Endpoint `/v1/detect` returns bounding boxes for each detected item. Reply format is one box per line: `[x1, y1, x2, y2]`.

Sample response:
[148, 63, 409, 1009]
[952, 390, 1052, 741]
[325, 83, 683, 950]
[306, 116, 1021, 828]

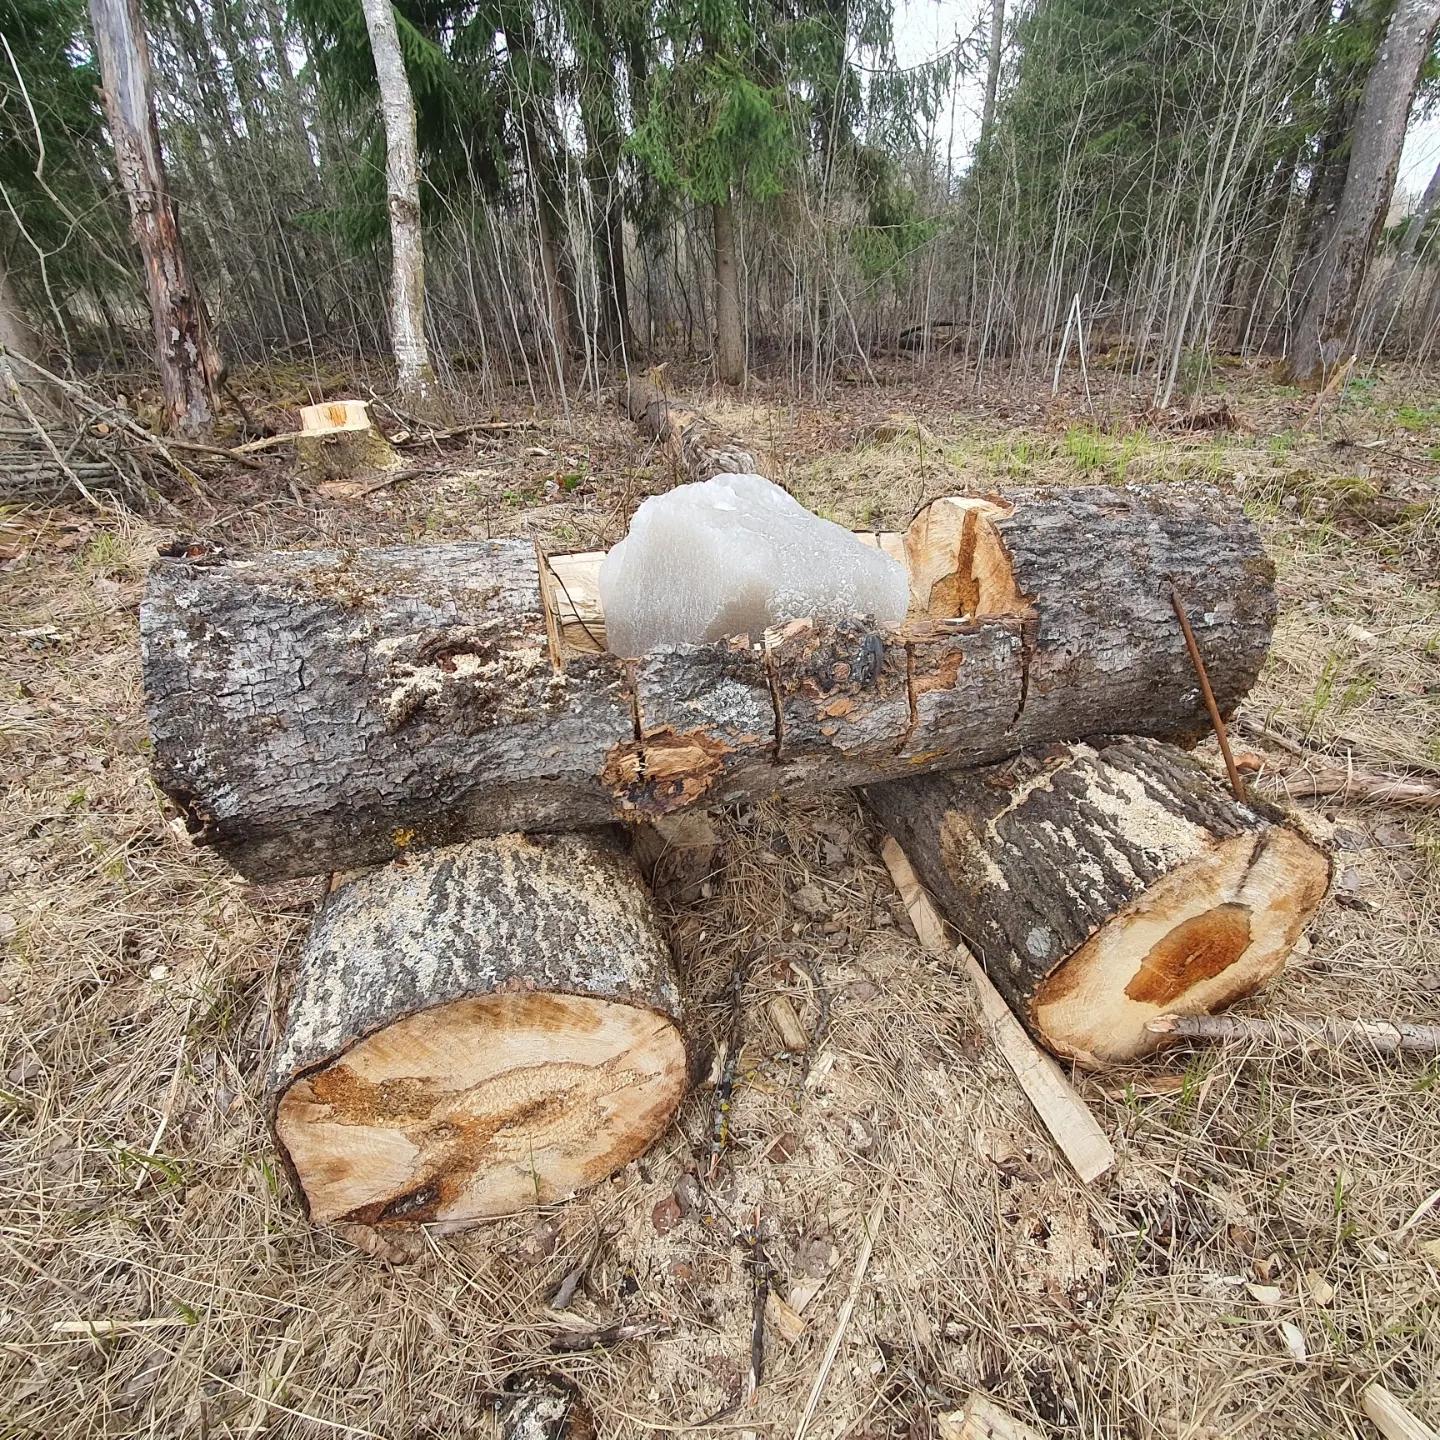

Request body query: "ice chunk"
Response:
[598, 473, 909, 657]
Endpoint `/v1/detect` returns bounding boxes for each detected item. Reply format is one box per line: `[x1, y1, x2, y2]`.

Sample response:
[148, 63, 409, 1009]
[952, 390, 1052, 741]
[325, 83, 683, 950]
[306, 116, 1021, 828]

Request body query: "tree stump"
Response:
[866, 737, 1331, 1066]
[296, 399, 399, 481]
[269, 831, 687, 1231]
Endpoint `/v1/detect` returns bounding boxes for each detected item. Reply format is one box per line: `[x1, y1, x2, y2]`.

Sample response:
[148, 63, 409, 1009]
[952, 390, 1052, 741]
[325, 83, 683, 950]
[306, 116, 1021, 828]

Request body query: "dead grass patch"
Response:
[2, 366, 1438, 1438]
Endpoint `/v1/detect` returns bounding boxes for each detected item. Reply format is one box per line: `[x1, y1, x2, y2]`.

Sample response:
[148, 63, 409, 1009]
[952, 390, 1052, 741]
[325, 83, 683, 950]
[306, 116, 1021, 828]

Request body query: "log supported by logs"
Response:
[867, 737, 1331, 1066]
[270, 830, 687, 1231]
[142, 486, 1275, 882]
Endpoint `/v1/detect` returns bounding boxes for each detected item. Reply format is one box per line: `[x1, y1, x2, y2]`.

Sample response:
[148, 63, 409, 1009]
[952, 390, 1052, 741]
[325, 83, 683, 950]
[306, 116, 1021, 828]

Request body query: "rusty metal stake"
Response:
[1170, 583, 1247, 803]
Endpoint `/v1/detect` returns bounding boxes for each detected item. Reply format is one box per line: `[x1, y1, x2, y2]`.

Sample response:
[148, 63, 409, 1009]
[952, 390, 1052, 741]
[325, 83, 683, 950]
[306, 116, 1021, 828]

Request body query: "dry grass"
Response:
[2, 362, 1438, 1438]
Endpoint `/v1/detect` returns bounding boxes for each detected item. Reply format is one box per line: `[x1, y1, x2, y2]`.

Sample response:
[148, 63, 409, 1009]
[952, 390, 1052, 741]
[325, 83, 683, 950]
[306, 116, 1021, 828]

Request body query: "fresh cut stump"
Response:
[269, 831, 687, 1229]
[867, 738, 1332, 1067]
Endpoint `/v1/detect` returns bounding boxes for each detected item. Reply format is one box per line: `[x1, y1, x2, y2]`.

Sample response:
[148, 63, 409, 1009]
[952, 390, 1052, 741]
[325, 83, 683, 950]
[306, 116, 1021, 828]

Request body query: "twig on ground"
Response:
[547, 1320, 669, 1354]
[1259, 764, 1440, 811]
[745, 1220, 771, 1404]
[1148, 1012, 1440, 1056]
[793, 1187, 890, 1440]
[707, 961, 746, 1179]
[1170, 583, 1245, 801]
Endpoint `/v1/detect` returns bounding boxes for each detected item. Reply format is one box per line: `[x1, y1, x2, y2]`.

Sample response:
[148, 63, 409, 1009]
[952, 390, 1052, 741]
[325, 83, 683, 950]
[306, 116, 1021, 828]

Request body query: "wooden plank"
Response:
[1362, 1384, 1438, 1440]
[880, 836, 1116, 1185]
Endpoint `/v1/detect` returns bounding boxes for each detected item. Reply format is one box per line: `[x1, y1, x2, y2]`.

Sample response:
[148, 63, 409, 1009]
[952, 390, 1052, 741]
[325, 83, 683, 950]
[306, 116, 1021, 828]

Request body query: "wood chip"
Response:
[767, 995, 810, 1052]
[939, 1392, 1047, 1440]
[1246, 1283, 1284, 1306]
[1304, 1270, 1336, 1305]
[765, 1290, 806, 1344]
[1360, 1383, 1438, 1440]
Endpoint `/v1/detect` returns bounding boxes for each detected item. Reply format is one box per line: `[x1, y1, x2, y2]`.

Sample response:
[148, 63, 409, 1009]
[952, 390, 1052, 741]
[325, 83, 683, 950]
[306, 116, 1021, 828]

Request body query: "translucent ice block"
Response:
[598, 473, 909, 657]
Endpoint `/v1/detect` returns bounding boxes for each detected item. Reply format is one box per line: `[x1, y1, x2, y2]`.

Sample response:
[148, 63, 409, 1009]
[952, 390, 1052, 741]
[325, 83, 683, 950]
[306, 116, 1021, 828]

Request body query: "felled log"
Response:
[295, 399, 399, 481]
[625, 374, 757, 478]
[866, 737, 1331, 1067]
[142, 486, 1275, 882]
[269, 831, 686, 1231]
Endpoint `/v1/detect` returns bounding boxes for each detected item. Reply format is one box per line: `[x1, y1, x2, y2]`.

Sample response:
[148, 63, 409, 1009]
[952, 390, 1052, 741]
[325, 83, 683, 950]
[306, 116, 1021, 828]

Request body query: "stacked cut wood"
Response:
[139, 382, 1331, 1237]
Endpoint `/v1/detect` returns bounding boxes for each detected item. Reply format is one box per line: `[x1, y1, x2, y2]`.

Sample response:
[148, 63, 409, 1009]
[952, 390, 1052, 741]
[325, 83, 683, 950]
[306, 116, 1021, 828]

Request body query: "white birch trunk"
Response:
[359, 0, 434, 402]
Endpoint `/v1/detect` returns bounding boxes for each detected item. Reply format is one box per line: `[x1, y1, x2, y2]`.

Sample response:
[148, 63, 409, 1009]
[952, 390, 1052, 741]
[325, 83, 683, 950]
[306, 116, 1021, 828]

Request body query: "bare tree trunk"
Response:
[1396, 156, 1440, 259]
[979, 0, 1005, 149]
[359, 0, 435, 403]
[713, 192, 744, 385]
[1288, 0, 1440, 383]
[0, 258, 40, 365]
[88, 0, 222, 436]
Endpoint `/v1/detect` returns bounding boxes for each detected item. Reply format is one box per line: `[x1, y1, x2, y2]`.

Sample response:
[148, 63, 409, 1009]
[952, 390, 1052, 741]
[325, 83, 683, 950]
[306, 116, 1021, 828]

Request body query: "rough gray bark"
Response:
[867, 738, 1331, 1066]
[0, 259, 40, 367]
[914, 490, 1278, 750]
[88, 0, 222, 435]
[625, 374, 757, 478]
[270, 830, 686, 1231]
[142, 488, 1276, 883]
[980, 0, 1005, 149]
[1288, 0, 1440, 383]
[713, 193, 744, 385]
[359, 0, 434, 401]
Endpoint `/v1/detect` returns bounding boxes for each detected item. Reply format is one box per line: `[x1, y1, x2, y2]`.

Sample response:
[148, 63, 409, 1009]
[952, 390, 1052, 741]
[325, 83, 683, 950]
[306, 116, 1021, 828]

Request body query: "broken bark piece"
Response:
[269, 831, 687, 1232]
[295, 399, 399, 481]
[868, 737, 1332, 1067]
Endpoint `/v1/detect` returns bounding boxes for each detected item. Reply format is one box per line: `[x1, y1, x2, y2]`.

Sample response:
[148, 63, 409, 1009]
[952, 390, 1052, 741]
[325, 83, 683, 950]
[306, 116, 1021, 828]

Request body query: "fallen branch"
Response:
[1259, 764, 1440, 811]
[1148, 1012, 1440, 1056]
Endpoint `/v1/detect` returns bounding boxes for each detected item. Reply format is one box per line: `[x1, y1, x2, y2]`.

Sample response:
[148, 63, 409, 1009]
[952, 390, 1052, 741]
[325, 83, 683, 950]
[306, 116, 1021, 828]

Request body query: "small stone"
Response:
[652, 1194, 684, 1235]
[791, 884, 828, 920]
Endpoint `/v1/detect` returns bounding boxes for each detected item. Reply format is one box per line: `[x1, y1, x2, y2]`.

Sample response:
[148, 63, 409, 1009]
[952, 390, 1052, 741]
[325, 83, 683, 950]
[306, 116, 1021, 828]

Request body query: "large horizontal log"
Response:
[866, 737, 1331, 1067]
[270, 830, 686, 1233]
[142, 487, 1274, 882]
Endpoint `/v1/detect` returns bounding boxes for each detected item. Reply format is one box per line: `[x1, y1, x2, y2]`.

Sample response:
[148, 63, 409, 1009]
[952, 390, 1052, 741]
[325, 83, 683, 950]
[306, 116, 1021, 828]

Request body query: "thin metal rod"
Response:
[1170, 583, 1247, 803]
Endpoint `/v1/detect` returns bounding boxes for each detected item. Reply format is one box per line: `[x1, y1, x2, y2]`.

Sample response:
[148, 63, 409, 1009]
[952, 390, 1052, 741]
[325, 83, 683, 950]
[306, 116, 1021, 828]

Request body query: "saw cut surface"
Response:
[276, 991, 686, 1227]
[1033, 824, 1331, 1065]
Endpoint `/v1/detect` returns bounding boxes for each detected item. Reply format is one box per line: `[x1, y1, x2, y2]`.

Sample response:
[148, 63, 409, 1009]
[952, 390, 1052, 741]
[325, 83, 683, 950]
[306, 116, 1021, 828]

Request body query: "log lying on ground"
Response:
[625, 374, 757, 478]
[270, 830, 686, 1231]
[296, 399, 399, 481]
[866, 737, 1331, 1067]
[142, 485, 1275, 882]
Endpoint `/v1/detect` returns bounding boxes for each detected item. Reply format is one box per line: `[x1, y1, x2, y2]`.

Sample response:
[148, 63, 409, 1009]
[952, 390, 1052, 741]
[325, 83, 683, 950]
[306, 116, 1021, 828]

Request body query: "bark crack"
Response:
[762, 644, 786, 763]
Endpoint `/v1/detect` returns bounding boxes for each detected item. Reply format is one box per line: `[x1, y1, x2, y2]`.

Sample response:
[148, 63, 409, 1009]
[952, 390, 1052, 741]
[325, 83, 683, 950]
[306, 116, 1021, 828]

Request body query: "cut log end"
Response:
[269, 832, 687, 1233]
[1032, 823, 1332, 1065]
[275, 991, 686, 1227]
[867, 737, 1332, 1069]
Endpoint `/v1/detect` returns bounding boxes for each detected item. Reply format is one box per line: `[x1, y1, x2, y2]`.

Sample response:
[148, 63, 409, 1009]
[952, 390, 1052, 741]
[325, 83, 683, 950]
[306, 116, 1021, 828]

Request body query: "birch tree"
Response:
[1288, 0, 1440, 383]
[358, 0, 434, 401]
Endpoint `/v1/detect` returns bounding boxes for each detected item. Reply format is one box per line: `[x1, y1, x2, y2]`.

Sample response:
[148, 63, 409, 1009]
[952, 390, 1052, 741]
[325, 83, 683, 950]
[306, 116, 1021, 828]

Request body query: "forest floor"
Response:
[1, 355, 1438, 1439]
